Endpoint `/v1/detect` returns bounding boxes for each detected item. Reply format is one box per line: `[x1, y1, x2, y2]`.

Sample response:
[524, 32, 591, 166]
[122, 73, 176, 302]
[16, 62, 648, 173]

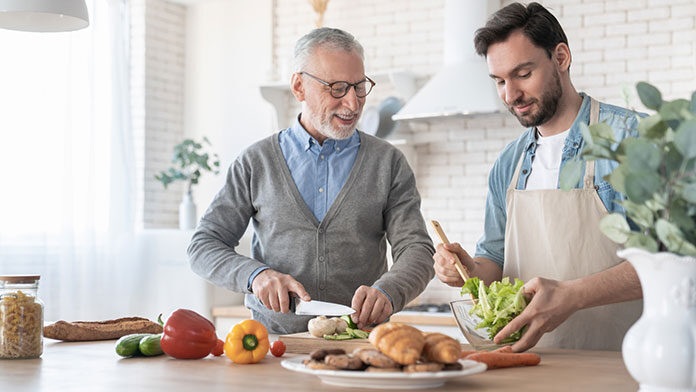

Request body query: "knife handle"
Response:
[430, 220, 471, 282]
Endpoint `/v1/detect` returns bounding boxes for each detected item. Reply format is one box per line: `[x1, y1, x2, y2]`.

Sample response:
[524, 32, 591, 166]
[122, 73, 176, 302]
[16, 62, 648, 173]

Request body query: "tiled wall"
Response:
[271, 0, 696, 304]
[131, 0, 186, 229]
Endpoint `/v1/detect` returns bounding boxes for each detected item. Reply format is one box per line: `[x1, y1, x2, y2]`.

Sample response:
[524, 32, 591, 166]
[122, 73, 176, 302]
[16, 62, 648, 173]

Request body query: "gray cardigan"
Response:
[187, 131, 435, 334]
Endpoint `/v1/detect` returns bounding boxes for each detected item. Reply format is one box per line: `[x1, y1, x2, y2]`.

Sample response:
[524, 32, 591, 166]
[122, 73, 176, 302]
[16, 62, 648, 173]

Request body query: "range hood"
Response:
[393, 0, 502, 121]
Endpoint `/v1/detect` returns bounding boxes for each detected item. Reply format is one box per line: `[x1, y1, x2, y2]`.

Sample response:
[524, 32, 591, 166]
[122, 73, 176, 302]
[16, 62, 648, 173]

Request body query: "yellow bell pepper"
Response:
[224, 319, 269, 364]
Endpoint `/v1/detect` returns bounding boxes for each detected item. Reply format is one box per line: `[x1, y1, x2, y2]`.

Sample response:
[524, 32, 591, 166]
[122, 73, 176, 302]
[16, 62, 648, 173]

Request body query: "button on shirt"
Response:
[474, 93, 643, 268]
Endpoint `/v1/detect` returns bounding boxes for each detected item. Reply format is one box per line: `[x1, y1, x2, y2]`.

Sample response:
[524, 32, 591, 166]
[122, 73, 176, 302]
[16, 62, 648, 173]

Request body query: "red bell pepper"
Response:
[160, 309, 217, 359]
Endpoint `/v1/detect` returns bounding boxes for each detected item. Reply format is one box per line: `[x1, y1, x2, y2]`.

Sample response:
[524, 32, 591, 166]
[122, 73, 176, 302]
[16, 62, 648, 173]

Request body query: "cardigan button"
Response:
[319, 256, 325, 262]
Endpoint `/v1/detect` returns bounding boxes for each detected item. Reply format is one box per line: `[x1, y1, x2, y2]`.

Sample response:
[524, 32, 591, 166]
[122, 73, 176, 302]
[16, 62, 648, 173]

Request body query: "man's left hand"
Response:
[493, 277, 580, 352]
[350, 286, 393, 329]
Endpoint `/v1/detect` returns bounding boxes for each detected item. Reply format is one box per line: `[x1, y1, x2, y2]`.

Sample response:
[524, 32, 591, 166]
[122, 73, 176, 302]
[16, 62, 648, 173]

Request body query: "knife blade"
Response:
[294, 298, 355, 316]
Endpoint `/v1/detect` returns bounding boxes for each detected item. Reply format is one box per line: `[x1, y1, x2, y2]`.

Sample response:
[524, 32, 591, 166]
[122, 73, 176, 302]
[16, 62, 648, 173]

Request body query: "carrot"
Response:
[460, 350, 478, 358]
[465, 352, 541, 369]
[492, 346, 513, 353]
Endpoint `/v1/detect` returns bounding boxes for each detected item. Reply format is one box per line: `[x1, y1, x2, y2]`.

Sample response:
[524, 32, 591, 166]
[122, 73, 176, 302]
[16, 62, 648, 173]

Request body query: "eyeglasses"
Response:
[299, 71, 375, 99]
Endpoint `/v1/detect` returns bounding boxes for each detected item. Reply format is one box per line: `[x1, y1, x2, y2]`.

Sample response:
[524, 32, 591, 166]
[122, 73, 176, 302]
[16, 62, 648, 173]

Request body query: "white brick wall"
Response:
[131, 0, 186, 228]
[268, 0, 696, 304]
[133, 0, 695, 299]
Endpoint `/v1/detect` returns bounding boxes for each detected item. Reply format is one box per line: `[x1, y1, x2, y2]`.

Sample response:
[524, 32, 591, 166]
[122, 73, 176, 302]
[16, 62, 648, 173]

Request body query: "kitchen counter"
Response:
[0, 340, 638, 392]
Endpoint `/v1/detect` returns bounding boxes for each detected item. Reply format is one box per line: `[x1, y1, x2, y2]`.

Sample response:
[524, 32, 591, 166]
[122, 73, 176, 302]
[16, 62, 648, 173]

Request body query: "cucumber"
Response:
[139, 333, 164, 356]
[346, 327, 369, 339]
[340, 315, 357, 329]
[323, 333, 353, 340]
[115, 333, 151, 357]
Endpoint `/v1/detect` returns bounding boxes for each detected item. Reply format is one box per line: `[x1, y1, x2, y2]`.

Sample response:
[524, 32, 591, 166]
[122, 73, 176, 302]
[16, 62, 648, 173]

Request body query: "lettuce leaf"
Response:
[461, 277, 527, 341]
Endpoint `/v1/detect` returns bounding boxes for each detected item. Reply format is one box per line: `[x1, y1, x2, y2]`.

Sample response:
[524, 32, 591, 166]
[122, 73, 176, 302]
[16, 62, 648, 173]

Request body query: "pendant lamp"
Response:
[0, 0, 89, 32]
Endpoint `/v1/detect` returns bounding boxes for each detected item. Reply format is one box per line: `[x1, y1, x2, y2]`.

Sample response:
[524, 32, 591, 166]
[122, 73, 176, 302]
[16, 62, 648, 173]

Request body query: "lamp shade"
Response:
[0, 0, 89, 32]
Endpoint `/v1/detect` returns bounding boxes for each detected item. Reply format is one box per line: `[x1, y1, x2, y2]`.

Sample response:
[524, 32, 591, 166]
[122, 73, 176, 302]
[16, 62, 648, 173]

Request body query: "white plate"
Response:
[280, 356, 487, 389]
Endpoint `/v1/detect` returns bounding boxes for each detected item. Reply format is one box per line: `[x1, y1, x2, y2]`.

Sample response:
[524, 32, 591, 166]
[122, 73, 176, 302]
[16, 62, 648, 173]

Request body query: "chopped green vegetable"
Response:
[345, 327, 369, 339]
[340, 315, 357, 329]
[323, 333, 353, 340]
[461, 277, 528, 342]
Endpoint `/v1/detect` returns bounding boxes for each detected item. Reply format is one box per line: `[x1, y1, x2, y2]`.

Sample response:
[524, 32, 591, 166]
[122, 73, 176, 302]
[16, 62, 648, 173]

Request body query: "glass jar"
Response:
[0, 275, 44, 359]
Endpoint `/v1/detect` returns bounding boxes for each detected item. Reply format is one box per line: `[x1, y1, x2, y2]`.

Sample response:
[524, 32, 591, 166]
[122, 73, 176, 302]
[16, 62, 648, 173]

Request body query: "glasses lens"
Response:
[330, 82, 350, 98]
[354, 80, 373, 97]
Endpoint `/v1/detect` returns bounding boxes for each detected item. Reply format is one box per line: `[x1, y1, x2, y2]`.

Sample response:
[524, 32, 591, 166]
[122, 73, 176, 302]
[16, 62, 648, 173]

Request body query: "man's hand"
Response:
[350, 286, 393, 329]
[494, 277, 580, 352]
[433, 243, 473, 287]
[251, 269, 311, 313]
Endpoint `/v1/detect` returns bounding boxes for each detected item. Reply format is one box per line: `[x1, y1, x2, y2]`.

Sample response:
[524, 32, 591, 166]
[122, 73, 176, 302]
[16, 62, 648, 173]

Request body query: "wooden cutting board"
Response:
[278, 332, 373, 354]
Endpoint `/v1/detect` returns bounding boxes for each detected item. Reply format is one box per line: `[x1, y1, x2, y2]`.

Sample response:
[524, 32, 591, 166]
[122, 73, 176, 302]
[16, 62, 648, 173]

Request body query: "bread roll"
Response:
[368, 322, 424, 365]
[422, 332, 461, 364]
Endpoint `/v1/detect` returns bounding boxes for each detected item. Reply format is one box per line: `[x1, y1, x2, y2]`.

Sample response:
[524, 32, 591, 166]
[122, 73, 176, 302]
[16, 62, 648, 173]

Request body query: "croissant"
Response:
[422, 332, 461, 364]
[368, 322, 425, 365]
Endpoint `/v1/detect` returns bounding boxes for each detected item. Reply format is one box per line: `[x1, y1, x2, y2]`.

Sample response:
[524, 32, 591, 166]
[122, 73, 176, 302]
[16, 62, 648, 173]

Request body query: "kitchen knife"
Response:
[294, 298, 355, 316]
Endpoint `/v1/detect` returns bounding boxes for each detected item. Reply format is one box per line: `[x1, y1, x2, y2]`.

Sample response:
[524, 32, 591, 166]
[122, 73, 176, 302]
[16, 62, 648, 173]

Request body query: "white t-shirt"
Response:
[525, 129, 570, 190]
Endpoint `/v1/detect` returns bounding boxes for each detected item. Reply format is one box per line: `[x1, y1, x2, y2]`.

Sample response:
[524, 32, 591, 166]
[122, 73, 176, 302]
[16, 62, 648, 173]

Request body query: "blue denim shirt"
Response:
[475, 93, 642, 269]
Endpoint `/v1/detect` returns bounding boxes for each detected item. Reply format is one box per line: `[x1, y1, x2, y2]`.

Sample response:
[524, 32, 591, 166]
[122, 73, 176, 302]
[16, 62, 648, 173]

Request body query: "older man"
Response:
[188, 27, 434, 334]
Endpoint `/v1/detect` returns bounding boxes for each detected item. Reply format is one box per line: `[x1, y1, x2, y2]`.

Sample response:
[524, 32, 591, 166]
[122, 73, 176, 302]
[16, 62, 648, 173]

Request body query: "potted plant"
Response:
[560, 82, 696, 391]
[155, 137, 220, 229]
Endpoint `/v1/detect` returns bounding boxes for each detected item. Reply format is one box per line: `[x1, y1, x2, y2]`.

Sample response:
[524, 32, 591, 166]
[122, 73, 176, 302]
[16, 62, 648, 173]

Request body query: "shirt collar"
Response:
[522, 92, 590, 152]
[290, 113, 359, 152]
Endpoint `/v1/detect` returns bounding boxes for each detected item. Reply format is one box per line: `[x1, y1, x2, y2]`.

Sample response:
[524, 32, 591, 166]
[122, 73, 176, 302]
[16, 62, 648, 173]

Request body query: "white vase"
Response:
[179, 191, 197, 230]
[618, 247, 696, 392]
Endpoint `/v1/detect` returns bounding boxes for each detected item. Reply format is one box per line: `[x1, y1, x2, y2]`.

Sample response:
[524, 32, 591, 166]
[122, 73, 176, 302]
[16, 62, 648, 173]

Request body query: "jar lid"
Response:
[0, 275, 40, 283]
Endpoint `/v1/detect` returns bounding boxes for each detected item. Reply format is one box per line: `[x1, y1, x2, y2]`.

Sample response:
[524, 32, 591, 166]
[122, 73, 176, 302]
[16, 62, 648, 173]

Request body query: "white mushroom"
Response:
[332, 317, 349, 333]
[307, 316, 337, 337]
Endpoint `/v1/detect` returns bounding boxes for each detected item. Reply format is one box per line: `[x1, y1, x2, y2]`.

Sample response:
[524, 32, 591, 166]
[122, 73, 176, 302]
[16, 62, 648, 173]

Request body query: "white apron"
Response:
[502, 98, 642, 350]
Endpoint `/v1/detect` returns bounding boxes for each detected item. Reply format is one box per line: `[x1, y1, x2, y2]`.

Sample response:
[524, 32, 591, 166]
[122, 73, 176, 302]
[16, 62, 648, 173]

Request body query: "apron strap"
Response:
[508, 150, 525, 192]
[583, 98, 600, 189]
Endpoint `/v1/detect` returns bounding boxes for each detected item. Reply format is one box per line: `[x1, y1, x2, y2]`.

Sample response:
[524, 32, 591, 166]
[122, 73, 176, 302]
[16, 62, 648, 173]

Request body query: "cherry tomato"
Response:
[270, 340, 286, 357]
[211, 339, 224, 356]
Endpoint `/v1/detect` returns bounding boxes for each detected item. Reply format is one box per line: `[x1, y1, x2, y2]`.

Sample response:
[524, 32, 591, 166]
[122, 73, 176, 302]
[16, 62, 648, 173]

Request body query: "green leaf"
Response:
[664, 142, 684, 175]
[624, 171, 661, 203]
[636, 81, 662, 110]
[625, 232, 659, 253]
[590, 123, 617, 144]
[637, 114, 667, 139]
[656, 219, 696, 256]
[660, 99, 690, 130]
[580, 122, 593, 146]
[604, 164, 628, 193]
[669, 199, 696, 231]
[620, 200, 654, 228]
[682, 183, 696, 204]
[582, 143, 614, 161]
[691, 91, 696, 114]
[625, 139, 661, 172]
[560, 158, 584, 191]
[674, 119, 696, 159]
[599, 213, 632, 244]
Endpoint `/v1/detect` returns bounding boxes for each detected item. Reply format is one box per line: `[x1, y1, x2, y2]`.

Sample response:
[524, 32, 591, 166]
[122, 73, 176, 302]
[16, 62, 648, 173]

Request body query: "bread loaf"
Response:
[422, 332, 461, 364]
[44, 317, 162, 341]
[368, 322, 424, 365]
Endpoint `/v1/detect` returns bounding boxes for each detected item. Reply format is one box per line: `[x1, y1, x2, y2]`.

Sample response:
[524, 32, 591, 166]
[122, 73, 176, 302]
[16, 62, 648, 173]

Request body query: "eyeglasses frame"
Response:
[298, 71, 376, 99]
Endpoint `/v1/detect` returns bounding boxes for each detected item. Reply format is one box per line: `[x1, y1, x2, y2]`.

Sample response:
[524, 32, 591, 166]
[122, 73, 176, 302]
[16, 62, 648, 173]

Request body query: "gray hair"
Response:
[293, 27, 365, 72]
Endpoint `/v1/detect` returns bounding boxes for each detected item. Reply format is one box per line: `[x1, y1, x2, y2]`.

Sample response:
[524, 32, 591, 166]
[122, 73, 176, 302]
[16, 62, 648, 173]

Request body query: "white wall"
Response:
[184, 0, 275, 209]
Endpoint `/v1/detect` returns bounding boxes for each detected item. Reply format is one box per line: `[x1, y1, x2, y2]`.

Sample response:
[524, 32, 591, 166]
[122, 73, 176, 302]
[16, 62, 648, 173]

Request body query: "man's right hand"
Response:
[433, 242, 473, 287]
[251, 269, 311, 313]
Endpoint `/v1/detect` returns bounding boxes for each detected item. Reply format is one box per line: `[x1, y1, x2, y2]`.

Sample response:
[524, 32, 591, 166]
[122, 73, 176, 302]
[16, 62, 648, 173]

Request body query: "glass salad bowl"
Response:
[449, 299, 514, 351]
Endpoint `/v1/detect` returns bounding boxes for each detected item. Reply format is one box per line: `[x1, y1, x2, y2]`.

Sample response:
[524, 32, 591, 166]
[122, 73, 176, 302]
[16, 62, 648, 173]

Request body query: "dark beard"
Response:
[508, 70, 563, 127]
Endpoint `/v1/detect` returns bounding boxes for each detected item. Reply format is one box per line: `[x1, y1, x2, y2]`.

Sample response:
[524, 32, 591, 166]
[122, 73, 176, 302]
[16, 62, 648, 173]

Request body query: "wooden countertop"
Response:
[0, 340, 637, 392]
[213, 305, 457, 326]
